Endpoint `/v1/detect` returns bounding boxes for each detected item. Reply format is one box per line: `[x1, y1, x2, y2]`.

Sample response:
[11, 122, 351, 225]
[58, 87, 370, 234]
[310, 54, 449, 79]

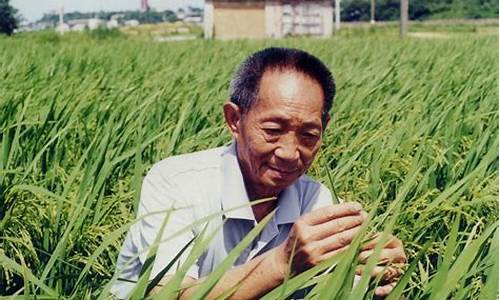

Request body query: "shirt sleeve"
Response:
[131, 165, 200, 281]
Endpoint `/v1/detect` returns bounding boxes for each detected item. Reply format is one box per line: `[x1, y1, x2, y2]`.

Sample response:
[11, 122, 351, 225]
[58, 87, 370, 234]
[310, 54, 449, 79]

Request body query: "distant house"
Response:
[88, 18, 105, 30]
[111, 14, 125, 21]
[67, 19, 89, 28]
[184, 15, 203, 23]
[66, 18, 105, 31]
[56, 23, 70, 34]
[107, 19, 119, 29]
[204, 0, 333, 39]
[124, 19, 140, 27]
[32, 21, 53, 31]
[180, 6, 204, 24]
[177, 8, 187, 20]
[71, 24, 86, 32]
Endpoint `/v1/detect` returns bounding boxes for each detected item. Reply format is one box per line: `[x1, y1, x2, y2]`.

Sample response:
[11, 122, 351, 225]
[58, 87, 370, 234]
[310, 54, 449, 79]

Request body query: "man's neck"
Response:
[251, 200, 277, 222]
[246, 188, 280, 222]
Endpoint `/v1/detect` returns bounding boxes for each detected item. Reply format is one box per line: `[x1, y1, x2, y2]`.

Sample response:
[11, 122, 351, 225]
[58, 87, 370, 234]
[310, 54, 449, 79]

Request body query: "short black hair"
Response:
[229, 47, 335, 124]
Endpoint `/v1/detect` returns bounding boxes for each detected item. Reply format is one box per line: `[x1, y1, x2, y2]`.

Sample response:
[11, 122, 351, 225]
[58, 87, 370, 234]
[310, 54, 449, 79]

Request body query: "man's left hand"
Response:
[357, 233, 407, 297]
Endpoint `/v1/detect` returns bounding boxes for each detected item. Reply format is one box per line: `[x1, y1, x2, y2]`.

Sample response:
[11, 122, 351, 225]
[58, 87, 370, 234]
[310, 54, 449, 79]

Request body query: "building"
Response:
[204, 0, 333, 39]
[107, 19, 119, 29]
[124, 19, 140, 27]
[65, 18, 106, 31]
[55, 23, 70, 34]
[182, 6, 204, 24]
[67, 19, 90, 28]
[177, 8, 187, 20]
[184, 15, 203, 23]
[88, 18, 105, 30]
[71, 24, 86, 32]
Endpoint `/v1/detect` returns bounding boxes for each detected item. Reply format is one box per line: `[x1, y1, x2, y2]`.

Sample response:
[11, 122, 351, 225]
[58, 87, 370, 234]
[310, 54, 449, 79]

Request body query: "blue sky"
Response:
[12, 0, 204, 22]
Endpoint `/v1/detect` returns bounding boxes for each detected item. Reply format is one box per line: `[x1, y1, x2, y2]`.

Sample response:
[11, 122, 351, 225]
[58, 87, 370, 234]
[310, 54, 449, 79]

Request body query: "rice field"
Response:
[0, 27, 498, 299]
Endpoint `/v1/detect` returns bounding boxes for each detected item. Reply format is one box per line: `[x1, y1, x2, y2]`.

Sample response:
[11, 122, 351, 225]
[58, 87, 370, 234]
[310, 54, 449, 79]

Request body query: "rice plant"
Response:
[0, 28, 497, 299]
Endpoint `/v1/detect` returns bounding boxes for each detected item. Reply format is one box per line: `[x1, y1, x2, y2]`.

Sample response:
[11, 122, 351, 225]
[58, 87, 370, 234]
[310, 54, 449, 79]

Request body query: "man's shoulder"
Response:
[149, 145, 227, 180]
[295, 175, 338, 210]
[296, 174, 327, 190]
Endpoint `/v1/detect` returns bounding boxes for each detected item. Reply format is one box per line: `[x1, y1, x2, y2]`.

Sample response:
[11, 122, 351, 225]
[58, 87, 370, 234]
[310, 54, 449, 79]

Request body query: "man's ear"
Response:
[223, 102, 242, 139]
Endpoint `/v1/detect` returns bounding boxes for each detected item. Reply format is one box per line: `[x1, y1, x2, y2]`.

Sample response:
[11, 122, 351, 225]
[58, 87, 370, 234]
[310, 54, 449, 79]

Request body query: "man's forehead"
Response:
[243, 76, 323, 127]
[259, 67, 323, 94]
[256, 69, 323, 103]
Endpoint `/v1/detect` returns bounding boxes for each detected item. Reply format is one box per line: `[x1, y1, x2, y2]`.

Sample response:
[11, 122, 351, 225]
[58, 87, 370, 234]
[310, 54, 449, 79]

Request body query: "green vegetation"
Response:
[0, 26, 498, 299]
[0, 0, 18, 35]
[341, 0, 499, 21]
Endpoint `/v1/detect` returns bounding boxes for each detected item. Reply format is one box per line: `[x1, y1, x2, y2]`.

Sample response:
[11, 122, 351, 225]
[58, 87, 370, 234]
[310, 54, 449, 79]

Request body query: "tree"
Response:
[0, 0, 17, 35]
[340, 0, 499, 21]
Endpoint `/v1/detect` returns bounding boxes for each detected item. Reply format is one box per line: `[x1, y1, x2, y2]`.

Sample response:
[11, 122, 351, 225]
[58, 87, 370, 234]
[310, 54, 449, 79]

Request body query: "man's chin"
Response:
[265, 175, 300, 190]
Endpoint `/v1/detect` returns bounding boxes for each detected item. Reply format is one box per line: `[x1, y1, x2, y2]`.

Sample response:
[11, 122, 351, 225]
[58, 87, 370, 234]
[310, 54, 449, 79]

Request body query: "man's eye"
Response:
[302, 132, 320, 140]
[263, 128, 282, 135]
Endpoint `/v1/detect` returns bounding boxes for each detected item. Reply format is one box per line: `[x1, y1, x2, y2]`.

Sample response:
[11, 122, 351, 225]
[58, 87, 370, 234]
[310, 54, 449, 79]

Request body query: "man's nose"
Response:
[275, 135, 300, 162]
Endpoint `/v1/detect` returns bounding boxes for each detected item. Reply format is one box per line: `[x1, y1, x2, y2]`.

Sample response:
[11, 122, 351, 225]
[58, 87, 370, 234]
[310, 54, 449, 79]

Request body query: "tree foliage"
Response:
[0, 0, 17, 35]
[340, 0, 499, 21]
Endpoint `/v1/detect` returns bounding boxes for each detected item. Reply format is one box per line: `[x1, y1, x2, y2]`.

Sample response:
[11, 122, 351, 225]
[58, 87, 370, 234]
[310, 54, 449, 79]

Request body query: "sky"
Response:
[11, 0, 204, 22]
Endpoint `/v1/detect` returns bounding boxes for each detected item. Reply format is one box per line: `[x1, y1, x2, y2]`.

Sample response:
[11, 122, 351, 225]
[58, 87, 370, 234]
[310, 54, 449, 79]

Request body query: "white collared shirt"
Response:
[111, 142, 337, 298]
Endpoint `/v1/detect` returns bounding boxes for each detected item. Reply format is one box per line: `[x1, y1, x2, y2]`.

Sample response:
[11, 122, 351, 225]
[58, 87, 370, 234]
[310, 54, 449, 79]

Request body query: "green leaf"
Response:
[126, 209, 172, 300]
[430, 221, 498, 300]
[0, 252, 58, 297]
[189, 210, 276, 300]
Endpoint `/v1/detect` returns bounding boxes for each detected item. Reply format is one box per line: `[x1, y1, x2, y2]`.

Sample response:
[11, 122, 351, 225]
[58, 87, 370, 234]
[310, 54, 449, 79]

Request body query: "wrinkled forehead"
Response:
[244, 69, 324, 125]
[253, 68, 324, 108]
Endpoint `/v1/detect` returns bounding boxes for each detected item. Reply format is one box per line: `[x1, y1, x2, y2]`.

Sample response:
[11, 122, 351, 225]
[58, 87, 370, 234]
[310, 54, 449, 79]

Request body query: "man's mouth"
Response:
[268, 165, 299, 175]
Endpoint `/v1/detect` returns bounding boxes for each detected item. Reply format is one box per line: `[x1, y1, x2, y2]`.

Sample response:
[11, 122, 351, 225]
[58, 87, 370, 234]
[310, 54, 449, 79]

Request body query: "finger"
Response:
[355, 265, 404, 281]
[313, 213, 367, 240]
[375, 281, 397, 297]
[358, 248, 407, 264]
[319, 225, 362, 252]
[303, 202, 363, 225]
[361, 232, 382, 250]
[361, 233, 403, 251]
[318, 244, 350, 261]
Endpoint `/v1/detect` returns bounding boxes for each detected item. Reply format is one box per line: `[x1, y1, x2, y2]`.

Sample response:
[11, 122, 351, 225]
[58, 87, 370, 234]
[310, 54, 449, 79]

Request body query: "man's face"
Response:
[227, 69, 327, 199]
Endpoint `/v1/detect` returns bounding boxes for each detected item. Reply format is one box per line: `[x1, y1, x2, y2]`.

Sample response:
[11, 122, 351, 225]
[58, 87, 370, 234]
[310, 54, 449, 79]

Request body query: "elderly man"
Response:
[111, 47, 406, 299]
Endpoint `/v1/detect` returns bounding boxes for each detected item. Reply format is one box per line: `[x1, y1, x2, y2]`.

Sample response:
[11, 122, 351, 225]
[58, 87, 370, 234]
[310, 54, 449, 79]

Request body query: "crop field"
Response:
[0, 27, 498, 299]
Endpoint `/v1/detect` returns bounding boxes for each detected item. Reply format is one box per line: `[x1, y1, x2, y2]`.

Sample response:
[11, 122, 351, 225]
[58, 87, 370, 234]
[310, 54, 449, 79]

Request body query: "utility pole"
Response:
[400, 0, 408, 37]
[370, 0, 375, 24]
[335, 0, 340, 32]
[58, 5, 64, 25]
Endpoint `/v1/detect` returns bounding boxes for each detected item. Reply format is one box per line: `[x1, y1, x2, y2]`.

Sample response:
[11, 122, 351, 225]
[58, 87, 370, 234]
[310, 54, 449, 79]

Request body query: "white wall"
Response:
[265, 0, 282, 38]
[322, 0, 333, 37]
[204, 0, 214, 38]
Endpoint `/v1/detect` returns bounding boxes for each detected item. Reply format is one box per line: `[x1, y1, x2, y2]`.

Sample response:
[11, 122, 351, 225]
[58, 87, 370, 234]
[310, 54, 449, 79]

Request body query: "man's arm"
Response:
[151, 245, 286, 299]
[151, 202, 368, 299]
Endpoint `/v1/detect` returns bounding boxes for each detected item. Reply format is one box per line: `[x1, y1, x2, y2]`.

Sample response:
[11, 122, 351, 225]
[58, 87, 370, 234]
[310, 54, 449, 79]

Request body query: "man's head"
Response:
[223, 47, 335, 199]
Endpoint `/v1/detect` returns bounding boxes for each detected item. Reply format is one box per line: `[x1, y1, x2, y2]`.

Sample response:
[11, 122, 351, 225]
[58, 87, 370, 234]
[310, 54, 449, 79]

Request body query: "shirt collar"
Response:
[220, 141, 302, 224]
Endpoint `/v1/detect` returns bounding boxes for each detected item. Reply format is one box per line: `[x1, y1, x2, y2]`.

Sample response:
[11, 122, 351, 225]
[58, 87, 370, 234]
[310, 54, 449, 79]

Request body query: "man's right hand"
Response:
[153, 202, 367, 300]
[273, 202, 367, 274]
